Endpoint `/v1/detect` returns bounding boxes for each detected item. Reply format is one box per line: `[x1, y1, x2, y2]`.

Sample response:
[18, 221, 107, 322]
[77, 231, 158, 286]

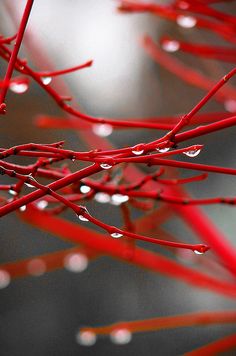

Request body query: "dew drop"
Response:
[110, 328, 132, 345]
[80, 185, 91, 194]
[36, 200, 48, 210]
[183, 148, 201, 158]
[9, 188, 17, 196]
[156, 147, 170, 153]
[9, 79, 29, 94]
[24, 182, 35, 188]
[19, 205, 26, 212]
[100, 163, 112, 170]
[110, 232, 123, 238]
[176, 15, 197, 28]
[92, 123, 113, 137]
[0, 270, 11, 289]
[194, 250, 204, 255]
[132, 144, 144, 156]
[76, 330, 96, 346]
[41, 76, 52, 85]
[78, 214, 89, 222]
[162, 40, 180, 53]
[64, 253, 88, 273]
[94, 192, 111, 203]
[111, 194, 129, 205]
[71, 156, 76, 162]
[27, 258, 46, 276]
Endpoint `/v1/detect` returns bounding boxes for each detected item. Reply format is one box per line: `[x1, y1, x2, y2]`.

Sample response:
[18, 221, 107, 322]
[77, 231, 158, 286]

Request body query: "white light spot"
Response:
[110, 328, 132, 345]
[76, 330, 96, 346]
[80, 185, 91, 194]
[0, 270, 11, 289]
[92, 123, 113, 137]
[36, 200, 48, 210]
[64, 253, 88, 273]
[162, 40, 180, 53]
[94, 192, 111, 203]
[177, 15, 197, 28]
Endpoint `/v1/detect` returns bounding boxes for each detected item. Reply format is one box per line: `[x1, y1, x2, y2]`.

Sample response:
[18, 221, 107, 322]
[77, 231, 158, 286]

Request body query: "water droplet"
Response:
[111, 231, 123, 238]
[110, 328, 132, 345]
[24, 182, 35, 188]
[194, 250, 204, 255]
[41, 76, 52, 85]
[176, 15, 197, 28]
[0, 270, 10, 289]
[80, 185, 91, 194]
[224, 100, 236, 113]
[183, 148, 201, 158]
[111, 194, 129, 206]
[9, 79, 29, 94]
[71, 156, 76, 162]
[132, 144, 144, 155]
[64, 253, 88, 273]
[156, 147, 170, 153]
[92, 123, 113, 137]
[162, 40, 180, 53]
[78, 214, 89, 222]
[76, 330, 96, 346]
[27, 259, 46, 276]
[9, 188, 17, 196]
[94, 192, 111, 203]
[100, 163, 112, 170]
[19, 205, 26, 212]
[36, 200, 48, 210]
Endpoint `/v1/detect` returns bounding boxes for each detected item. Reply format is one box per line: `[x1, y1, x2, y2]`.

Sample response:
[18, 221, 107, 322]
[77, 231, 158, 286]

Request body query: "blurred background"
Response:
[0, 0, 236, 355]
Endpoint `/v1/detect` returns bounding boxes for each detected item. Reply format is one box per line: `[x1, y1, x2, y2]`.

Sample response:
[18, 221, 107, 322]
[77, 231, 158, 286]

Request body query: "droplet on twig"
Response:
[162, 39, 180, 52]
[41, 76, 52, 85]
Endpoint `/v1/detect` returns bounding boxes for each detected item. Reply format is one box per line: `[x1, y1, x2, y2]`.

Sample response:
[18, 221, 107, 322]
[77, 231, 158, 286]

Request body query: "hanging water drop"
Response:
[156, 147, 170, 153]
[183, 148, 201, 158]
[24, 182, 35, 188]
[110, 328, 132, 345]
[176, 15, 197, 28]
[9, 188, 17, 196]
[194, 250, 204, 255]
[19, 205, 26, 212]
[110, 231, 123, 238]
[100, 163, 112, 170]
[78, 214, 89, 222]
[9, 78, 29, 94]
[41, 76, 52, 85]
[80, 185, 91, 194]
[92, 123, 113, 137]
[132, 144, 144, 155]
[162, 40, 180, 53]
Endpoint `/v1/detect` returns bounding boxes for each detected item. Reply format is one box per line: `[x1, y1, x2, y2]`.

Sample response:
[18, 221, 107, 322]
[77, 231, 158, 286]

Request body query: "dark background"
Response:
[0, 1, 236, 355]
